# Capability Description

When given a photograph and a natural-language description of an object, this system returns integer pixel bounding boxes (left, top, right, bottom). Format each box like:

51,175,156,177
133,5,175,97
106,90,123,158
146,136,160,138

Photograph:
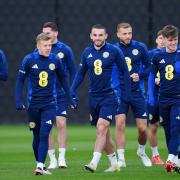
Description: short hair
91,24,107,33
156,29,163,37
36,33,52,43
162,25,179,38
117,22,132,31
43,22,58,32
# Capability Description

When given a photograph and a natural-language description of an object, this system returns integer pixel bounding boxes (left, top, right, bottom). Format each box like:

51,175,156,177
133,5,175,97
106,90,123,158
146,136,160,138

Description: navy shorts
147,96,160,124
88,93,118,126
56,95,68,117
27,106,56,131
117,91,147,119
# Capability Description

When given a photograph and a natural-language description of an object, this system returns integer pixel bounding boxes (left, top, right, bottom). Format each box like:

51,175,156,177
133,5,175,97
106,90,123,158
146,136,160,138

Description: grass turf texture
0,125,179,180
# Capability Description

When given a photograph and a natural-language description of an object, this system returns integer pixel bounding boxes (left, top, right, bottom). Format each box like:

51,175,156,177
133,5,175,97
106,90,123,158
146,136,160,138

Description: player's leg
47,129,57,169
85,95,116,172
136,118,151,167
149,122,164,164
115,100,128,167
36,106,56,175
173,136,180,173
158,98,174,172
85,118,110,172
104,128,120,172
115,113,127,167
56,116,67,168
48,97,68,169
48,124,66,169
149,122,159,151
84,96,100,172
168,105,180,173
166,104,180,166
148,99,164,165
56,97,68,168
133,92,152,167
27,108,41,174
159,103,171,150
95,119,110,152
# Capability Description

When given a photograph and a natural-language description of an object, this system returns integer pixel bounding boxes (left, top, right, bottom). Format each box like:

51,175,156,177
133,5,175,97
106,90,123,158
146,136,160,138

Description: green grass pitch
0,125,179,180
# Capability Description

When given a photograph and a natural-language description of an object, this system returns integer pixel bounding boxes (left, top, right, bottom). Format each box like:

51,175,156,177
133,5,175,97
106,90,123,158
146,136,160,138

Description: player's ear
55,31,58,37
117,31,120,38
90,33,93,40
105,33,108,39
155,38,158,45
36,42,40,50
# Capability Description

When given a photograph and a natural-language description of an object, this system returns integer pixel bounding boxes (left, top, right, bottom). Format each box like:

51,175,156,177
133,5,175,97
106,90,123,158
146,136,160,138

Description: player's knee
150,128,157,134
57,121,66,130
57,118,67,129
116,121,125,130
97,124,106,132
150,124,158,133
96,124,108,136
138,125,147,134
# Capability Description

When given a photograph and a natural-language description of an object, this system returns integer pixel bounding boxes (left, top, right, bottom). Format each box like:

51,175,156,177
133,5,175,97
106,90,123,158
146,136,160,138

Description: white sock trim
117,149,125,160
151,146,159,157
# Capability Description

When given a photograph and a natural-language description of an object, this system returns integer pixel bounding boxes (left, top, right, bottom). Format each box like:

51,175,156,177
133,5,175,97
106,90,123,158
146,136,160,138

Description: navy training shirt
150,48,180,98
16,51,70,108
115,40,150,92
51,41,77,97
71,42,130,97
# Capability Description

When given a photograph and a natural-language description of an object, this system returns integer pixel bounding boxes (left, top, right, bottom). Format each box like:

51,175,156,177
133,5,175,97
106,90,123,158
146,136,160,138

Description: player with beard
71,24,131,172
112,22,151,167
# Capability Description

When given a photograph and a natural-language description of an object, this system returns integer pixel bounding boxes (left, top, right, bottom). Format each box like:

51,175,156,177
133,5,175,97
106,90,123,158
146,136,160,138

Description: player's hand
70,89,79,109
70,96,79,109
130,73,139,82
155,78,160,85
16,103,26,111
